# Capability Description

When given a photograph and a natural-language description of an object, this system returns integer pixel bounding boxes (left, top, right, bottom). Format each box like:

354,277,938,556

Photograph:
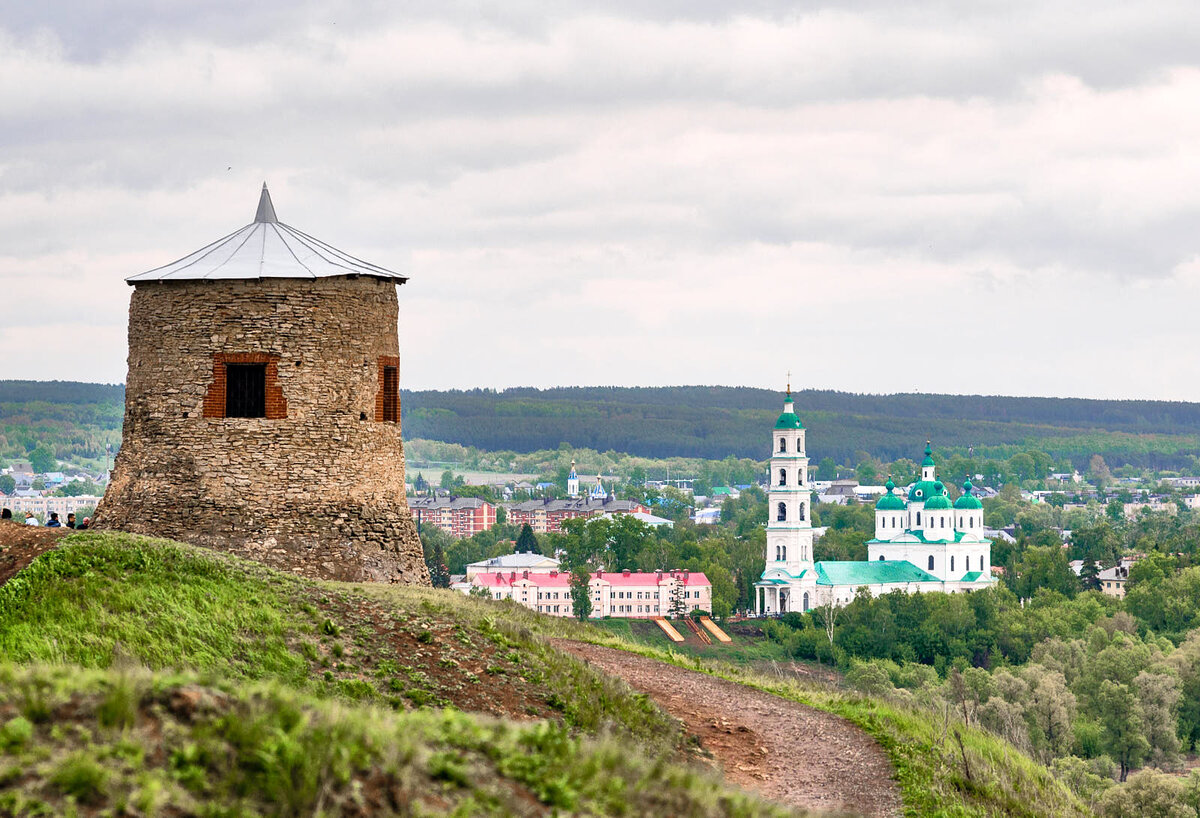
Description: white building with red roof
469,568,711,618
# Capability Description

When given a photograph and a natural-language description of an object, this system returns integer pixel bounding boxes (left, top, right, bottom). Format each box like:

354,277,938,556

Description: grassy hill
5,380,1200,470
0,529,1093,816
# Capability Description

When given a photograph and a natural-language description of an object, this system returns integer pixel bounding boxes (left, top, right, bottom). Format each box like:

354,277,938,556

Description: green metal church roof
815,560,940,586
954,480,983,510
960,571,985,582
876,478,907,510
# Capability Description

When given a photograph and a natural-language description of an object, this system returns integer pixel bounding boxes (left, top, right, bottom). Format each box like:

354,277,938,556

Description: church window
777,502,786,522
779,468,787,486
879,554,884,561
916,512,921,526
780,545,787,561
779,438,786,452
966,555,970,570
225,364,266,418
803,592,810,612
928,555,935,571
951,556,955,571
940,517,945,528
798,504,806,521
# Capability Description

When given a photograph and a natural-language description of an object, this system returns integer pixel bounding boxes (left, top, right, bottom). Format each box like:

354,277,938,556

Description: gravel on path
557,640,902,818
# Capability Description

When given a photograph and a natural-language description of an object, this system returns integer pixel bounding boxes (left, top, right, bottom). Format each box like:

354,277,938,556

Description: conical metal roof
126,184,407,284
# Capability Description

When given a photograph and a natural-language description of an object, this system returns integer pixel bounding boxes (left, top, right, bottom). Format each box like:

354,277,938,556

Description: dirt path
0,521,69,585
557,641,901,817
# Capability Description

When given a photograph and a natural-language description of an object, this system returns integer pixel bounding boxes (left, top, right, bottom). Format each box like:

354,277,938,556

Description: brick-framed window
202,353,287,419
375,356,400,422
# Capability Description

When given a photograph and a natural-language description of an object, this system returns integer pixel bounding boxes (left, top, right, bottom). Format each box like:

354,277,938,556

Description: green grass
590,619,797,666
0,533,678,755
0,663,795,817
0,532,1094,817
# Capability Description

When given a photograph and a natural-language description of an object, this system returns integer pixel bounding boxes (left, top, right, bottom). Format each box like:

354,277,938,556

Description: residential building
507,490,650,533
468,568,712,618
755,389,994,614
464,552,560,580
409,496,496,537
1098,562,1131,598
0,495,103,518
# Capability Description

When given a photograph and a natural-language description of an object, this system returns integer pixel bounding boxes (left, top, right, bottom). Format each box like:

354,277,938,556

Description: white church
754,389,994,615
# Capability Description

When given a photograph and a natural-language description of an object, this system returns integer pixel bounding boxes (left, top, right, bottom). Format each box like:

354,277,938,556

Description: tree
55,479,98,497
817,457,838,481
0,474,14,495
1099,769,1194,818
31,478,45,491
1089,455,1113,488
495,505,506,525
1097,680,1150,781
29,443,55,474
1022,667,1076,760
426,541,451,588
569,568,593,620
1135,670,1182,768
668,578,687,619
515,524,539,554
1009,545,1077,600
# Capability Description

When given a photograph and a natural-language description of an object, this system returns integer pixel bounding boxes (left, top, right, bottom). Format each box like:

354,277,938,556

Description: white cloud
1,3,1199,400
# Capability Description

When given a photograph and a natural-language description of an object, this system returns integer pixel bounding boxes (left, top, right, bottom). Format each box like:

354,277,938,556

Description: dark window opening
226,364,266,418
382,366,399,422
777,502,786,522
928,555,935,571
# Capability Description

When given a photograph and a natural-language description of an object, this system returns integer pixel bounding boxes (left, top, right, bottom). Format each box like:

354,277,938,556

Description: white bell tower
765,385,814,578
567,460,579,498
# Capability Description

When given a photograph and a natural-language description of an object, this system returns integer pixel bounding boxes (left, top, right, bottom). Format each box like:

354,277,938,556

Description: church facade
754,391,993,615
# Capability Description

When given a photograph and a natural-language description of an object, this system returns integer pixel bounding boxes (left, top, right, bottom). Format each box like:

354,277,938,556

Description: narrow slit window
382,366,399,422
225,364,266,418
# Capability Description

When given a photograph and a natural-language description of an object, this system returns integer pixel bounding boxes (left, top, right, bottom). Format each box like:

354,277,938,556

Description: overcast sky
3,2,1199,400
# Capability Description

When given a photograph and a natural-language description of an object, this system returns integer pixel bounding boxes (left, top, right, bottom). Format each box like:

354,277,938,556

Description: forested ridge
400,385,1200,467
6,380,1200,469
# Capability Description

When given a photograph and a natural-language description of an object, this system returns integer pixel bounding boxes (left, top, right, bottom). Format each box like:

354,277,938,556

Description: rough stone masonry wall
93,276,429,585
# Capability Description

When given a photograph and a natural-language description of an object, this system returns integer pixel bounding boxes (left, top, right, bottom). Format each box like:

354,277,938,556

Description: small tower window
382,366,399,422
951,556,955,571
779,438,786,452
966,555,971,571
928,555,935,571
916,512,921,526
879,554,884,561
780,545,787,561
779,468,787,486
777,502,786,522
798,504,806,521
225,364,266,418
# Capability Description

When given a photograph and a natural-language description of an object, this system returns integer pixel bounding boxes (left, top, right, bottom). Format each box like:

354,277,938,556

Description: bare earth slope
558,641,902,818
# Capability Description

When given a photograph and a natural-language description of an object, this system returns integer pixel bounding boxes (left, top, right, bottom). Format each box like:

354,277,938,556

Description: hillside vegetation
0,530,1100,816
0,531,794,816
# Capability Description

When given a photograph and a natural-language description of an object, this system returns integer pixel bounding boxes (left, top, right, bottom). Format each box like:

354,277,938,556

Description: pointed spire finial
786,369,792,399
255,182,278,224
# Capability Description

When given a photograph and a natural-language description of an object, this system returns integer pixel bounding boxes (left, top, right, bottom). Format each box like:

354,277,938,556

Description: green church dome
924,493,952,510
908,480,939,502
876,478,907,510
954,480,983,510
774,393,804,429
921,441,935,467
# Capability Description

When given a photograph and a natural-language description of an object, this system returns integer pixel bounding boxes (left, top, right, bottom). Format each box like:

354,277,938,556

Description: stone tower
94,185,429,585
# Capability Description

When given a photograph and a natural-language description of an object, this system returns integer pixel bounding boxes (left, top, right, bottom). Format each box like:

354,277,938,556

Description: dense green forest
401,386,1200,468
8,380,1200,472
0,381,123,471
